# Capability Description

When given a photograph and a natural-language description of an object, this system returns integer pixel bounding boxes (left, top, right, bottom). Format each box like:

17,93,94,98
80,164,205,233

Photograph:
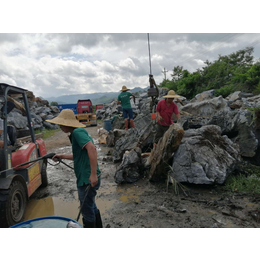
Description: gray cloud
0,33,260,98
0,33,21,44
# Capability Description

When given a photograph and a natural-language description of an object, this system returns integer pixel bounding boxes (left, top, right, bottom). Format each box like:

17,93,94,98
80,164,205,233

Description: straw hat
46,109,85,128
163,90,180,99
121,86,130,92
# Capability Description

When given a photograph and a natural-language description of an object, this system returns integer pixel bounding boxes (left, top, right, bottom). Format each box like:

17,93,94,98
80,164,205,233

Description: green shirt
69,128,101,187
118,91,132,109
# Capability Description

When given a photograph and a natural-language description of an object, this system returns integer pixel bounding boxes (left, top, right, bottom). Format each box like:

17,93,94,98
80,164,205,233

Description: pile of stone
7,91,60,137
102,88,260,185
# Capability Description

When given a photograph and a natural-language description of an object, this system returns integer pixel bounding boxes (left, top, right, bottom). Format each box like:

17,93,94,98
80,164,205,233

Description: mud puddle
24,192,117,226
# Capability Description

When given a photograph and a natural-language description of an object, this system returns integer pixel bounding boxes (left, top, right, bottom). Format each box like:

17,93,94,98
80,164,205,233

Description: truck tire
41,160,48,187
0,180,27,227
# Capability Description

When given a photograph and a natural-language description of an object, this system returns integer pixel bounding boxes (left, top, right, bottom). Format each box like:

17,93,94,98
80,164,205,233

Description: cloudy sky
1,33,260,99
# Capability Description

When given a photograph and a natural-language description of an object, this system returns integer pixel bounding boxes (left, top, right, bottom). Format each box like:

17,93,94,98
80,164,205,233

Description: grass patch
35,128,60,139
224,161,260,194
225,174,260,194
225,163,260,194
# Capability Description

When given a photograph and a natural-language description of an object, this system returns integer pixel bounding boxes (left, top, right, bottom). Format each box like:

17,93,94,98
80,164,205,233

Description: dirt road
24,125,260,228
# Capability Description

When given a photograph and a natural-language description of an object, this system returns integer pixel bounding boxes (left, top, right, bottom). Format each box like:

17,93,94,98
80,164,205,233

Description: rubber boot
83,218,96,228
95,210,103,228
130,119,135,128
124,119,128,130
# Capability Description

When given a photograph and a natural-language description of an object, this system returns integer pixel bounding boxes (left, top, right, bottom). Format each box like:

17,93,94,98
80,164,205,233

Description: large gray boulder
191,89,215,102
208,107,258,157
43,121,59,130
114,147,144,183
181,96,228,117
226,91,254,102
7,111,28,129
171,125,241,185
112,113,153,162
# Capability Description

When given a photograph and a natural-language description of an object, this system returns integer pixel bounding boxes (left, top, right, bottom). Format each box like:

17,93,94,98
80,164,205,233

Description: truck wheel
41,160,48,187
0,180,27,227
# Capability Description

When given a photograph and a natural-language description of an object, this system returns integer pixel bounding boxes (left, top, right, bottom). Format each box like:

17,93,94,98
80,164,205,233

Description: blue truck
58,104,78,114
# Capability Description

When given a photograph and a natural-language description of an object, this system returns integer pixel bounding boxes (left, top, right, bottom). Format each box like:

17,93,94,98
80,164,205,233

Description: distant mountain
45,87,149,105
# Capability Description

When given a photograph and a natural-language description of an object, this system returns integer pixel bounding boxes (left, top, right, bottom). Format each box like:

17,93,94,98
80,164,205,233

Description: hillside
45,87,148,105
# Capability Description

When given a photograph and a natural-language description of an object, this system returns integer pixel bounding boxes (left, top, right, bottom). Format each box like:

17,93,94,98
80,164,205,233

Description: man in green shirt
117,85,135,130
46,109,102,228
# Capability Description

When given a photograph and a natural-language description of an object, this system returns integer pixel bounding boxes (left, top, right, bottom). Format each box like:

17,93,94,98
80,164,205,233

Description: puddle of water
96,198,117,213
24,196,83,224
116,184,144,203
119,194,140,203
24,193,116,225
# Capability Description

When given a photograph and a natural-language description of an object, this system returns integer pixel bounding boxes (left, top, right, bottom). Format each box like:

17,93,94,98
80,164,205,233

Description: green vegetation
225,163,260,194
50,101,58,106
158,47,260,99
35,128,60,139
225,174,260,194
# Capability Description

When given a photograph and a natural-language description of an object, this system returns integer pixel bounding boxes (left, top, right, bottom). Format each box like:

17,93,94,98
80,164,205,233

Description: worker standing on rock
46,109,102,228
117,86,135,130
154,90,180,145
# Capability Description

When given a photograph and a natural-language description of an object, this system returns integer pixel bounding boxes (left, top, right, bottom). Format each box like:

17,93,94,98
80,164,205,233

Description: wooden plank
17,133,43,143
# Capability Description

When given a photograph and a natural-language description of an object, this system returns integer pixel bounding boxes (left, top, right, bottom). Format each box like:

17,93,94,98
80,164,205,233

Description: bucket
151,113,156,120
9,216,82,228
104,119,112,132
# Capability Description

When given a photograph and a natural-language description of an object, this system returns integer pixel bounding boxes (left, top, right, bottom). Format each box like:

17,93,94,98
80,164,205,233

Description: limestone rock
171,125,241,185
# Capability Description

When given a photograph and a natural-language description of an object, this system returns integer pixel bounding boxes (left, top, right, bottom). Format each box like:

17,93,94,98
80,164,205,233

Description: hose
0,152,56,174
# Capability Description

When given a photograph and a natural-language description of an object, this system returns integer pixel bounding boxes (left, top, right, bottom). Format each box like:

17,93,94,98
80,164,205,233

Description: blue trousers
77,179,100,223
123,108,133,119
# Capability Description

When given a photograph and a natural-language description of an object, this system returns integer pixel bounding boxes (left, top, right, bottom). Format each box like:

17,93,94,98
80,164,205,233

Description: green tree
176,71,202,99
159,47,258,99
50,101,58,106
158,79,177,91
171,66,184,82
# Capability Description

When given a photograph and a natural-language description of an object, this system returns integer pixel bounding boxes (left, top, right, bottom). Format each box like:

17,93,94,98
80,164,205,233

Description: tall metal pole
147,33,152,75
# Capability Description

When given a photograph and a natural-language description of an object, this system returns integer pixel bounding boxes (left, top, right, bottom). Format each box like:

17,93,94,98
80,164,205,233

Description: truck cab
75,99,97,126
77,99,93,114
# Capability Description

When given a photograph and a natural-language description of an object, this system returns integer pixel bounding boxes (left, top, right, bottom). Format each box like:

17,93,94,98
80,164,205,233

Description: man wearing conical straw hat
117,85,136,130
46,109,102,228
154,90,180,145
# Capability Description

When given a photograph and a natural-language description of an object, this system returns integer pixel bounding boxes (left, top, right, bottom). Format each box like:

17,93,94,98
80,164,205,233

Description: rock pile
7,91,60,137
102,88,260,185
9,87,260,186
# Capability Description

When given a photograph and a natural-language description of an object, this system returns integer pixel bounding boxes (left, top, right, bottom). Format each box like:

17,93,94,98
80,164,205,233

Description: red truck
95,104,104,110
75,99,97,126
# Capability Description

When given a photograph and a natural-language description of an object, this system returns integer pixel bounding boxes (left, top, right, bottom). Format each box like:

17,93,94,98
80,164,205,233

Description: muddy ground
25,125,260,228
